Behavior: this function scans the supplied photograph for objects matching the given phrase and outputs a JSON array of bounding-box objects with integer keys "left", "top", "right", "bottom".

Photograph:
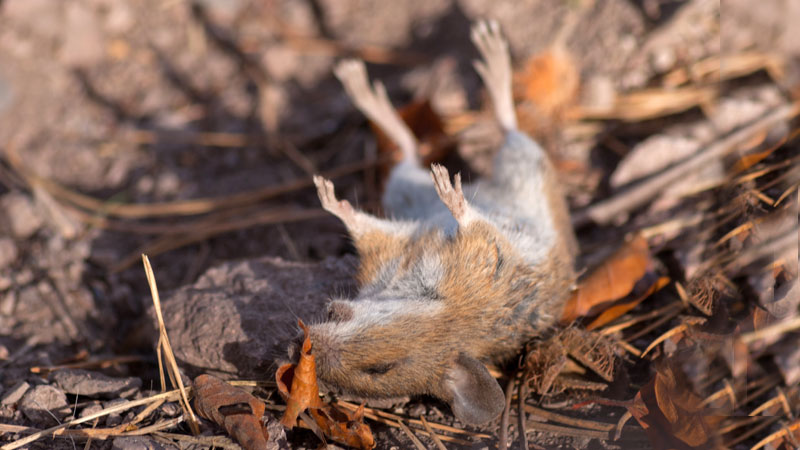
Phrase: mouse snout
[{"left": 307, "top": 323, "right": 343, "bottom": 371}]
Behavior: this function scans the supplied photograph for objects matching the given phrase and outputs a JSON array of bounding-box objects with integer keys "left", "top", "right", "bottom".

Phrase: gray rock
[
  {"left": 102, "top": 398, "right": 130, "bottom": 428},
  {"left": 152, "top": 255, "right": 356, "bottom": 379},
  {"left": 1, "top": 193, "right": 44, "bottom": 238},
  {"left": 19, "top": 384, "right": 68, "bottom": 424},
  {"left": 0, "top": 238, "right": 19, "bottom": 269},
  {"left": 1, "top": 381, "right": 29, "bottom": 406},
  {"left": 51, "top": 369, "right": 142, "bottom": 399},
  {"left": 111, "top": 436, "right": 170, "bottom": 450},
  {"left": 79, "top": 401, "right": 103, "bottom": 418}
]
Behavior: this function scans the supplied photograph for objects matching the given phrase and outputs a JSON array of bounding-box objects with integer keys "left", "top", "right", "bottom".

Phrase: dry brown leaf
[
  {"left": 560, "top": 234, "right": 652, "bottom": 324},
  {"left": 276, "top": 320, "right": 375, "bottom": 449},
  {"left": 309, "top": 403, "right": 375, "bottom": 450},
  {"left": 194, "top": 374, "right": 272, "bottom": 450},
  {"left": 626, "top": 365, "right": 723, "bottom": 449},
  {"left": 514, "top": 46, "right": 580, "bottom": 123},
  {"left": 370, "top": 99, "right": 453, "bottom": 166},
  {"left": 586, "top": 276, "right": 670, "bottom": 330},
  {"left": 732, "top": 131, "right": 785, "bottom": 173},
  {"left": 276, "top": 320, "right": 322, "bottom": 428}
]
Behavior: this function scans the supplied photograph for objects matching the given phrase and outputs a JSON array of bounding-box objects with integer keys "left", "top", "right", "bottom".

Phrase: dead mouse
[{"left": 305, "top": 20, "right": 577, "bottom": 425}]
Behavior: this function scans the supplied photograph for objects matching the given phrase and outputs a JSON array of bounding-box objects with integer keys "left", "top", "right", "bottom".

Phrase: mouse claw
[{"left": 431, "top": 164, "right": 472, "bottom": 225}]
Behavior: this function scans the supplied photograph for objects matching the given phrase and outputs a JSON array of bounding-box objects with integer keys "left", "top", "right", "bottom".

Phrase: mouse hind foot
[
  {"left": 334, "top": 59, "right": 419, "bottom": 165},
  {"left": 471, "top": 20, "right": 518, "bottom": 133}
]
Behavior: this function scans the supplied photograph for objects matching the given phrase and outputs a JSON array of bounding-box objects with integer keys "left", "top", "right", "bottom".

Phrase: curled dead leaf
[
  {"left": 626, "top": 365, "right": 723, "bottom": 449},
  {"left": 561, "top": 234, "right": 652, "bottom": 324},
  {"left": 586, "top": 276, "right": 670, "bottom": 330},
  {"left": 277, "top": 320, "right": 375, "bottom": 449},
  {"left": 194, "top": 374, "right": 278, "bottom": 450},
  {"left": 276, "top": 320, "right": 322, "bottom": 428}
]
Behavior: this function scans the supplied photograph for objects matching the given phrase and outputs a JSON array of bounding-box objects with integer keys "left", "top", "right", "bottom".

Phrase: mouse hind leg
[
  {"left": 334, "top": 59, "right": 419, "bottom": 164},
  {"left": 471, "top": 20, "right": 517, "bottom": 133},
  {"left": 471, "top": 20, "right": 550, "bottom": 206},
  {"left": 335, "top": 59, "right": 442, "bottom": 220}
]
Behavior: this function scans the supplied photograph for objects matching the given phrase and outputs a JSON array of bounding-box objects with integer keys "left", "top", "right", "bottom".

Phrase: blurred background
[{"left": 0, "top": 0, "right": 797, "bottom": 448}]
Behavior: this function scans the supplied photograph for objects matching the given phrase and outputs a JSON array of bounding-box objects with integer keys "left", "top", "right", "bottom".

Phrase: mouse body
[{"left": 307, "top": 20, "right": 577, "bottom": 425}]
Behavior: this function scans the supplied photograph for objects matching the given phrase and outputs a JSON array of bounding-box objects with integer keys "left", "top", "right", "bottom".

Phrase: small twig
[
  {"left": 119, "top": 416, "right": 184, "bottom": 436},
  {"left": 524, "top": 421, "right": 610, "bottom": 440},
  {"left": 523, "top": 404, "right": 615, "bottom": 432},
  {"left": 517, "top": 378, "right": 529, "bottom": 450},
  {"left": 498, "top": 375, "right": 516, "bottom": 450},
  {"left": 420, "top": 415, "right": 447, "bottom": 450},
  {"left": 723, "top": 416, "right": 780, "bottom": 448},
  {"left": 397, "top": 420, "right": 427, "bottom": 450},
  {"left": 151, "top": 431, "right": 240, "bottom": 449},
  {"left": 30, "top": 356, "right": 146, "bottom": 375}
]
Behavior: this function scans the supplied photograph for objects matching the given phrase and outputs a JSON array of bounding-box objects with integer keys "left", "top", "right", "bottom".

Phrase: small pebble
[
  {"left": 102, "top": 398, "right": 130, "bottom": 428},
  {"left": 19, "top": 384, "right": 68, "bottom": 424},
  {"left": 1, "top": 193, "right": 44, "bottom": 239},
  {"left": 1, "top": 381, "right": 30, "bottom": 406},
  {"left": 51, "top": 369, "right": 142, "bottom": 399},
  {"left": 111, "top": 436, "right": 168, "bottom": 450}
]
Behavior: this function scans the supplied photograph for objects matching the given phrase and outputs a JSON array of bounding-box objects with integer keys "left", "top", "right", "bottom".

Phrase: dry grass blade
[
  {"left": 600, "top": 301, "right": 685, "bottom": 335},
  {"left": 750, "top": 420, "right": 800, "bottom": 450},
  {"left": 640, "top": 323, "right": 689, "bottom": 358},
  {"left": 662, "top": 51, "right": 784, "bottom": 87},
  {"left": 569, "top": 85, "right": 718, "bottom": 121},
  {"left": 524, "top": 421, "right": 610, "bottom": 440},
  {"left": 573, "top": 103, "right": 800, "bottom": 227},
  {"left": 142, "top": 255, "right": 200, "bottom": 435},
  {"left": 335, "top": 400, "right": 489, "bottom": 440},
  {"left": 748, "top": 389, "right": 792, "bottom": 417},
  {"left": 740, "top": 316, "right": 800, "bottom": 345},
  {"left": 523, "top": 405, "right": 615, "bottom": 432},
  {"left": 0, "top": 390, "right": 182, "bottom": 450},
  {"left": 5, "top": 140, "right": 375, "bottom": 219}
]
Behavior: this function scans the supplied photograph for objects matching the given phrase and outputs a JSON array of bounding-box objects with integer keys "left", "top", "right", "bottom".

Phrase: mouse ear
[{"left": 442, "top": 353, "right": 505, "bottom": 425}]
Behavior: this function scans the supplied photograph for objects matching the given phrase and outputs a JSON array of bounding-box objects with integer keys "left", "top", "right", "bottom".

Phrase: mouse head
[{"left": 307, "top": 296, "right": 505, "bottom": 425}]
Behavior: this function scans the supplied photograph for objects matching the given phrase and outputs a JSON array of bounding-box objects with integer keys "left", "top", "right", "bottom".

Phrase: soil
[{"left": 0, "top": 0, "right": 797, "bottom": 449}]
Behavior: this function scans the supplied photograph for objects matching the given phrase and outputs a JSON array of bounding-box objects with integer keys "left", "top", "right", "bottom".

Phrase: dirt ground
[{"left": 0, "top": 0, "right": 798, "bottom": 449}]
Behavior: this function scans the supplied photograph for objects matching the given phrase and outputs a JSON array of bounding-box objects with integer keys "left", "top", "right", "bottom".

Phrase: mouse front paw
[
  {"left": 313, "top": 175, "right": 356, "bottom": 223},
  {"left": 431, "top": 164, "right": 472, "bottom": 225}
]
